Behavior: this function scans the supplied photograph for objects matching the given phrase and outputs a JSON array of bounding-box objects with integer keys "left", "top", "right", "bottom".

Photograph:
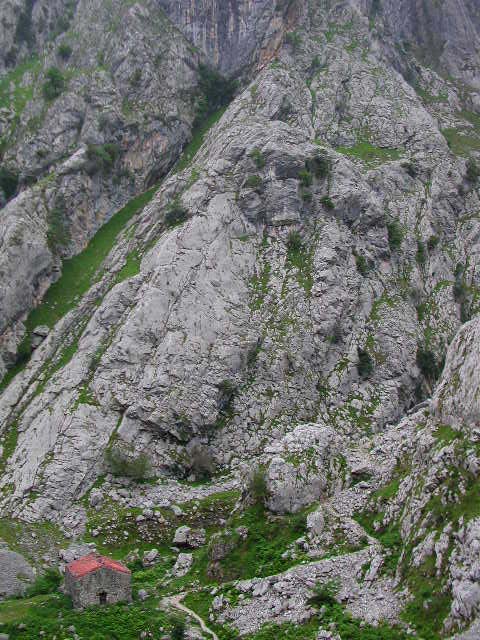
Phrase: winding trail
[{"left": 163, "top": 593, "right": 219, "bottom": 640}]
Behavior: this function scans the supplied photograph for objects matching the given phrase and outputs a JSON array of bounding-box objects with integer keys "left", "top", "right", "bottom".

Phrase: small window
[{"left": 99, "top": 591, "right": 107, "bottom": 605}]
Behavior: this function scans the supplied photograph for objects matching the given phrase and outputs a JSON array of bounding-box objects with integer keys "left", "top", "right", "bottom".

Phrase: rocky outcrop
[
  {"left": 0, "top": 544, "right": 35, "bottom": 598},
  {"left": 0, "top": 0, "right": 480, "bottom": 634},
  {"left": 1, "top": 0, "right": 479, "bottom": 523},
  {"left": 156, "top": 0, "right": 298, "bottom": 75},
  {"left": 0, "top": 0, "right": 202, "bottom": 374}
]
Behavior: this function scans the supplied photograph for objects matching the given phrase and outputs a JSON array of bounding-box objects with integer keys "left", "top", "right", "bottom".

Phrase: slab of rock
[
  {"left": 0, "top": 549, "right": 34, "bottom": 599},
  {"left": 142, "top": 548, "right": 159, "bottom": 567},
  {"left": 173, "top": 526, "right": 206, "bottom": 549},
  {"left": 172, "top": 553, "right": 193, "bottom": 577}
]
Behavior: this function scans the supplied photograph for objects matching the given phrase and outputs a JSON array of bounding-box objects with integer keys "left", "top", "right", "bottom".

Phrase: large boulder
[
  {"left": 264, "top": 424, "right": 339, "bottom": 514},
  {"left": 0, "top": 546, "right": 35, "bottom": 599}
]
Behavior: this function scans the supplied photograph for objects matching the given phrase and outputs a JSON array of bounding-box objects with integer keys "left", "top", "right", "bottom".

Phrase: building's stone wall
[{"left": 65, "top": 567, "right": 131, "bottom": 609}]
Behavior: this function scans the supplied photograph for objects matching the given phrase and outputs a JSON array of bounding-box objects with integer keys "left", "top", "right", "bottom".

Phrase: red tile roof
[{"left": 66, "top": 553, "right": 131, "bottom": 579}]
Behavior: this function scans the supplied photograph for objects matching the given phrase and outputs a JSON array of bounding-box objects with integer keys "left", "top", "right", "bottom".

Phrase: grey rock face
[
  {"left": 0, "top": 548, "right": 34, "bottom": 598},
  {"left": 264, "top": 424, "right": 339, "bottom": 514},
  {"left": 156, "top": 0, "right": 291, "bottom": 74},
  {"left": 172, "top": 552, "right": 193, "bottom": 578},
  {"left": 173, "top": 526, "right": 206, "bottom": 549},
  {"left": 0, "top": 0, "right": 202, "bottom": 373},
  {"left": 0, "top": 0, "right": 480, "bottom": 633},
  {"left": 380, "top": 0, "right": 480, "bottom": 89}
]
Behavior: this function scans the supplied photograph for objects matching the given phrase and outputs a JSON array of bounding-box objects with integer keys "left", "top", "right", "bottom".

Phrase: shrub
[
  {"left": 311, "top": 55, "right": 322, "bottom": 70},
  {"left": 285, "top": 31, "right": 302, "bottom": 49},
  {"left": 308, "top": 580, "right": 339, "bottom": 608},
  {"left": 416, "top": 241, "right": 427, "bottom": 267},
  {"left": 86, "top": 143, "right": 120, "bottom": 174},
  {"left": 165, "top": 201, "right": 188, "bottom": 228},
  {"left": 26, "top": 569, "right": 61, "bottom": 597},
  {"left": 355, "top": 252, "right": 370, "bottom": 276},
  {"left": 416, "top": 347, "right": 442, "bottom": 382},
  {"left": 306, "top": 154, "right": 330, "bottom": 179},
  {"left": 287, "top": 230, "right": 303, "bottom": 253},
  {"left": 195, "top": 63, "right": 236, "bottom": 125},
  {"left": 188, "top": 444, "right": 215, "bottom": 481},
  {"left": 320, "top": 195, "right": 334, "bottom": 209},
  {"left": 42, "top": 67, "right": 65, "bottom": 101},
  {"left": 170, "top": 617, "right": 186, "bottom": 640},
  {"left": 249, "top": 466, "right": 268, "bottom": 506},
  {"left": 57, "top": 43, "right": 72, "bottom": 60},
  {"left": 105, "top": 448, "right": 151, "bottom": 481},
  {"left": 47, "top": 201, "right": 71, "bottom": 253},
  {"left": 217, "top": 379, "right": 237, "bottom": 416},
  {"left": 0, "top": 167, "right": 19, "bottom": 201},
  {"left": 130, "top": 69, "right": 142, "bottom": 86},
  {"left": 301, "top": 189, "right": 313, "bottom": 202},
  {"left": 357, "top": 347, "right": 374, "bottom": 378},
  {"left": 245, "top": 174, "right": 263, "bottom": 190},
  {"left": 427, "top": 235, "right": 439, "bottom": 251},
  {"left": 249, "top": 148, "right": 265, "bottom": 169},
  {"left": 466, "top": 158, "right": 480, "bottom": 183},
  {"left": 386, "top": 219, "right": 404, "bottom": 251},
  {"left": 298, "top": 169, "right": 313, "bottom": 187},
  {"left": 402, "top": 160, "right": 418, "bottom": 178}
]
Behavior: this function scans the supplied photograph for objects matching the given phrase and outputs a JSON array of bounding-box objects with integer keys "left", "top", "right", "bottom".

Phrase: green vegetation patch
[
  {"left": 207, "top": 503, "right": 309, "bottom": 581},
  {"left": 286, "top": 231, "right": 315, "bottom": 295},
  {"left": 336, "top": 141, "right": 402, "bottom": 167},
  {"left": 174, "top": 106, "right": 227, "bottom": 173},
  {"left": 0, "top": 594, "right": 173, "bottom": 639}
]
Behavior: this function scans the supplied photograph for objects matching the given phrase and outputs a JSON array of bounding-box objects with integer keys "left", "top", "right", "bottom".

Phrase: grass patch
[
  {"left": 286, "top": 231, "right": 315, "bottom": 295},
  {"left": 336, "top": 141, "right": 402, "bottom": 167},
  {"left": 209, "top": 504, "right": 309, "bottom": 581},
  {"left": 433, "top": 424, "right": 461, "bottom": 444},
  {"left": 174, "top": 107, "right": 227, "bottom": 173},
  {"left": 0, "top": 594, "right": 173, "bottom": 639},
  {"left": 442, "top": 127, "right": 480, "bottom": 156}
]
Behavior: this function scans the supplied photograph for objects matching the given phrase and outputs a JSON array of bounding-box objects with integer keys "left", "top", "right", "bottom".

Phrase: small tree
[
  {"left": 43, "top": 67, "right": 65, "bottom": 101},
  {"left": 298, "top": 169, "right": 313, "bottom": 187},
  {"left": 58, "top": 43, "right": 72, "bottom": 60},
  {"left": 386, "top": 219, "right": 404, "bottom": 251},
  {"left": 466, "top": 158, "right": 480, "bottom": 183},
  {"left": 416, "top": 241, "right": 427, "bottom": 267},
  {"left": 355, "top": 252, "right": 370, "bottom": 276},
  {"left": 417, "top": 347, "right": 442, "bottom": 382},
  {"left": 245, "top": 175, "right": 263, "bottom": 190},
  {"left": 320, "top": 195, "right": 334, "bottom": 210},
  {"left": 0, "top": 167, "right": 19, "bottom": 201},
  {"left": 165, "top": 201, "right": 188, "bottom": 228},
  {"left": 249, "top": 148, "right": 265, "bottom": 169},
  {"left": 308, "top": 580, "right": 339, "bottom": 608},
  {"left": 105, "top": 447, "right": 151, "bottom": 481},
  {"left": 249, "top": 466, "right": 268, "bottom": 506},
  {"left": 306, "top": 154, "right": 330, "bottom": 179},
  {"left": 170, "top": 617, "right": 186, "bottom": 640},
  {"left": 357, "top": 347, "right": 374, "bottom": 378}
]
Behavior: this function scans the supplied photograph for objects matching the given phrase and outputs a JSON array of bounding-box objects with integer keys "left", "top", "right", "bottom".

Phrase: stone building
[{"left": 65, "top": 553, "right": 131, "bottom": 609}]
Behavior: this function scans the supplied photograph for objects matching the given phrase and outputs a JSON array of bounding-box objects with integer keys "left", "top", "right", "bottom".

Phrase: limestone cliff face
[
  {"left": 0, "top": 1, "right": 480, "bottom": 635},
  {"left": 156, "top": 0, "right": 293, "bottom": 74},
  {"left": 0, "top": 0, "right": 202, "bottom": 375},
  {"left": 380, "top": 0, "right": 480, "bottom": 89},
  {"left": 0, "top": 0, "right": 77, "bottom": 72}
]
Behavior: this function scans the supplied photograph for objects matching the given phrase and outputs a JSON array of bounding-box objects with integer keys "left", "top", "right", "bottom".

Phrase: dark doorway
[{"left": 99, "top": 591, "right": 107, "bottom": 605}]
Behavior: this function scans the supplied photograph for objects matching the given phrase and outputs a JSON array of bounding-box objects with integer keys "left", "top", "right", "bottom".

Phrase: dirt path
[{"left": 163, "top": 593, "right": 219, "bottom": 640}]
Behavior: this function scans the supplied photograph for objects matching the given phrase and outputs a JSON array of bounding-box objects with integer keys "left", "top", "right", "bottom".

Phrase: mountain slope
[{"left": 0, "top": 1, "right": 480, "bottom": 638}]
